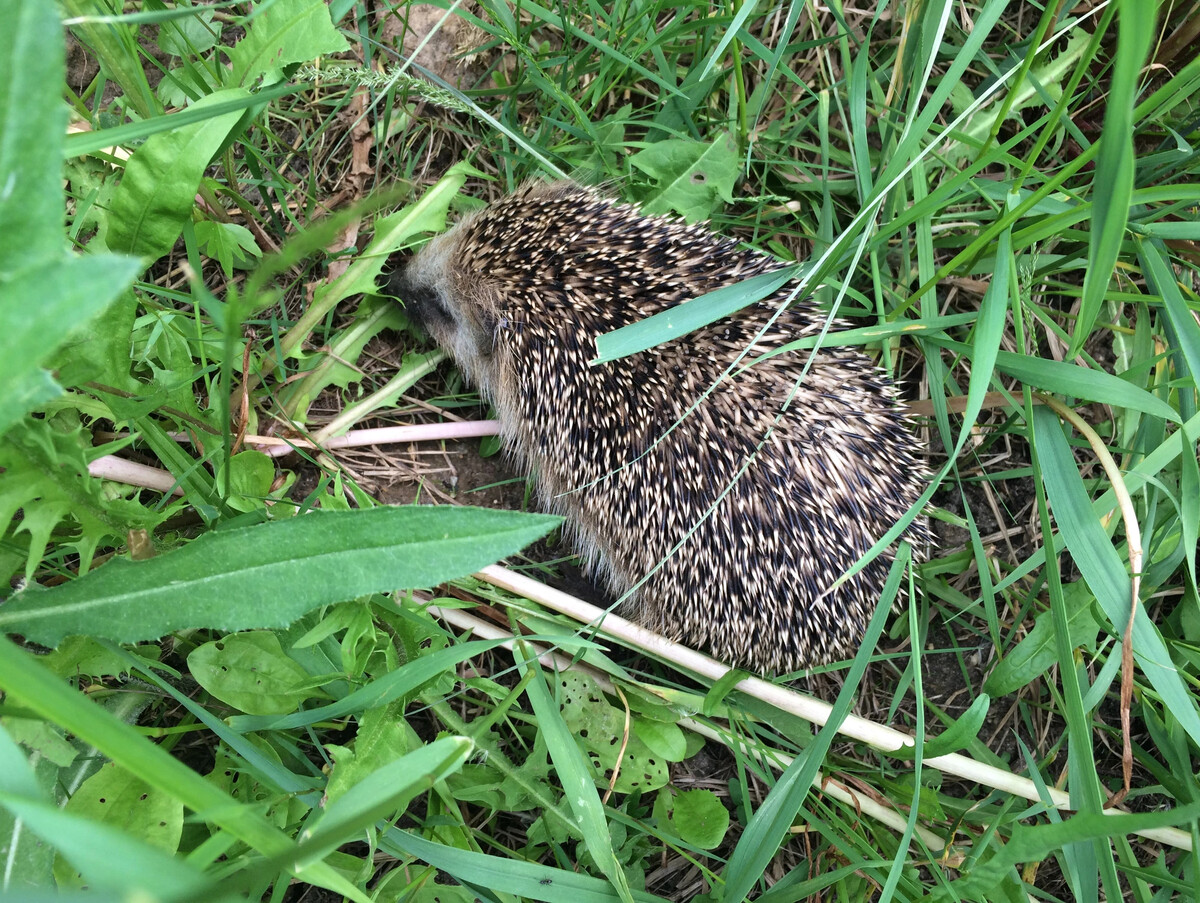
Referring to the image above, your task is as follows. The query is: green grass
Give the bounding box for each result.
[2,0,1199,900]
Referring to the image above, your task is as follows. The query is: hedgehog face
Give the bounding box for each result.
[388,227,503,392]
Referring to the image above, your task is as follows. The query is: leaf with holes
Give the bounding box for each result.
[54,762,183,889]
[188,632,316,716]
[631,132,739,221]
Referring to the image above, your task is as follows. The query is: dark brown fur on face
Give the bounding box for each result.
[383,180,927,673]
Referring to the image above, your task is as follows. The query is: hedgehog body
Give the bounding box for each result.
[387,181,926,672]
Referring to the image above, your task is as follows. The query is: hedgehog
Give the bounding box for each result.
[382,180,927,673]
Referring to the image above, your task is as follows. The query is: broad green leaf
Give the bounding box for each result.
[913,694,990,759]
[0,0,141,440]
[631,132,740,221]
[1032,407,1200,750]
[54,762,183,888]
[664,788,729,850]
[301,737,472,859]
[631,718,687,762]
[0,0,65,267]
[48,293,140,392]
[106,87,251,263]
[229,0,350,86]
[157,6,221,56]
[188,632,314,715]
[227,638,518,732]
[1071,0,1154,357]
[216,449,276,511]
[0,635,373,903]
[592,266,800,364]
[0,506,561,647]
[984,582,1101,696]
[559,670,670,794]
[322,702,411,804]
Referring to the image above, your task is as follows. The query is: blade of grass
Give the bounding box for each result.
[721,550,909,902]
[1031,407,1200,751]
[515,640,635,903]
[1071,0,1157,358]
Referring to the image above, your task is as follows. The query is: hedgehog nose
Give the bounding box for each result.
[382,265,452,336]
[378,250,415,293]
[377,252,424,311]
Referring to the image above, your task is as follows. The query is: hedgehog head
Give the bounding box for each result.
[387,214,505,393]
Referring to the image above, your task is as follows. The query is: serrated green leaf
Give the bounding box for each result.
[282,161,479,364]
[0,506,560,647]
[64,81,298,158]
[229,0,350,86]
[631,132,740,221]
[0,254,143,440]
[106,88,250,262]
[196,220,261,276]
[984,582,1100,696]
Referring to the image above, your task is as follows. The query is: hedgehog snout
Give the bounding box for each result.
[391,268,453,337]
[382,245,501,391]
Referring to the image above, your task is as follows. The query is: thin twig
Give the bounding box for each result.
[470,564,1190,851]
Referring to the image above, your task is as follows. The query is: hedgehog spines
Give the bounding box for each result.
[385,179,928,673]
